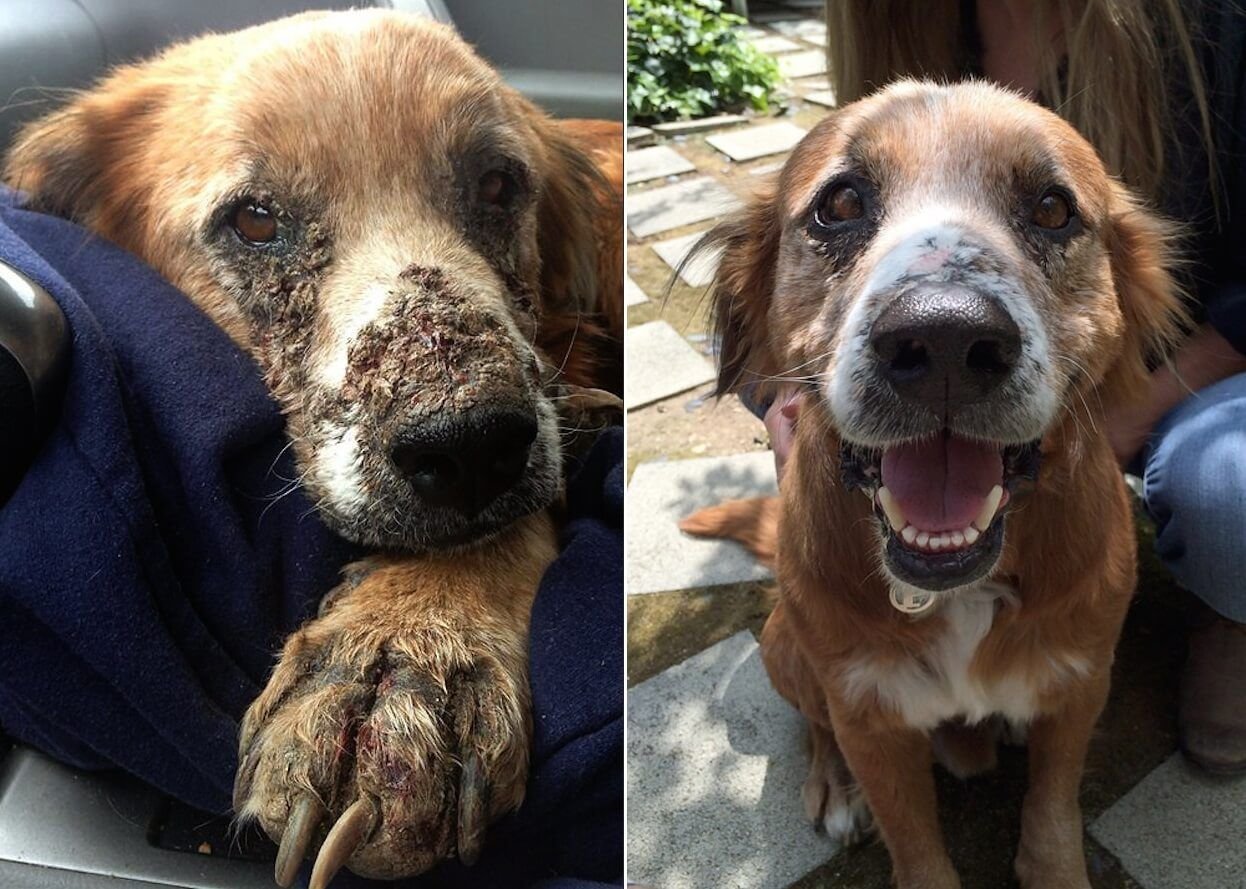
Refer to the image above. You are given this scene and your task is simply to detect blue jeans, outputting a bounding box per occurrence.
[1140,372,1246,622]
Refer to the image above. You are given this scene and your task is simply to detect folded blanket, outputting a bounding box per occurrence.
[0,188,622,887]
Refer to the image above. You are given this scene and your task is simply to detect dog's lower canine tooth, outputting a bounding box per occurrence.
[901,525,918,544]
[964,526,980,544]
[973,485,1004,531]
[877,486,907,531]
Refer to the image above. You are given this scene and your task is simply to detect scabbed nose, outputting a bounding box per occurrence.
[870,285,1022,408]
[390,408,538,517]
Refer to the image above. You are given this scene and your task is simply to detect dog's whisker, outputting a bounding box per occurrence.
[266,435,305,480]
[541,312,583,386]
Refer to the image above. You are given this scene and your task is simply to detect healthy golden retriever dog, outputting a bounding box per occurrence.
[682,81,1184,889]
[4,11,621,887]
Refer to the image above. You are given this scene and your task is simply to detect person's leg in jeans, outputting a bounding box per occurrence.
[1141,371,1246,773]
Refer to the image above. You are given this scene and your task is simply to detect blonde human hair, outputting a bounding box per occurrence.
[824,0,1217,209]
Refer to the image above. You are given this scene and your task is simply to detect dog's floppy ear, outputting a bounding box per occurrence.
[3,70,167,234]
[1100,181,1189,403]
[532,118,623,392]
[694,188,782,398]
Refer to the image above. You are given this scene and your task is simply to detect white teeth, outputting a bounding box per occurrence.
[897,522,984,553]
[876,486,907,531]
[888,486,1002,555]
[974,485,1004,531]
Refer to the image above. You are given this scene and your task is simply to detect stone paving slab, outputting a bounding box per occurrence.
[652,230,721,287]
[628,631,835,889]
[748,34,802,54]
[625,275,650,307]
[652,114,749,137]
[792,76,831,93]
[735,25,769,40]
[627,125,655,147]
[1091,753,1246,889]
[625,320,717,411]
[771,19,828,42]
[804,89,836,107]
[628,145,696,185]
[626,451,777,595]
[707,121,807,162]
[627,176,741,238]
[778,50,828,79]
[750,160,786,177]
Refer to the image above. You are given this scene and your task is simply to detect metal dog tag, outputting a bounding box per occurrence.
[890,586,936,614]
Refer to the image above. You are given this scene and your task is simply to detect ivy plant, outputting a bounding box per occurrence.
[628,0,783,123]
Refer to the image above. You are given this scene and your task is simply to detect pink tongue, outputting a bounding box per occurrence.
[881,435,1003,532]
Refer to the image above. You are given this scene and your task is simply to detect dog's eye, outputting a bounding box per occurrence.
[815,183,865,226]
[479,170,520,209]
[1032,190,1073,230]
[231,202,278,245]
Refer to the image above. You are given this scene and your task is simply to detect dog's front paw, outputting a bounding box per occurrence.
[234,562,531,887]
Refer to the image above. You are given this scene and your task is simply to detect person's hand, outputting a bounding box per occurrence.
[1103,402,1158,468]
[764,386,803,481]
[1103,323,1246,468]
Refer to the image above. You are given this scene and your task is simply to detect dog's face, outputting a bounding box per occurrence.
[707,81,1181,593]
[5,11,608,550]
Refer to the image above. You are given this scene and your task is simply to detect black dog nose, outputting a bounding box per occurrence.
[390,408,538,517]
[870,285,1022,408]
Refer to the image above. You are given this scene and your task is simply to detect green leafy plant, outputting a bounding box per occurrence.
[628,0,783,123]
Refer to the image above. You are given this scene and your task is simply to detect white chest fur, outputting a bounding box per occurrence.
[838,583,1076,730]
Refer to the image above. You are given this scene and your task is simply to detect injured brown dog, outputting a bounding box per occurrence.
[4,10,621,885]
[682,81,1184,889]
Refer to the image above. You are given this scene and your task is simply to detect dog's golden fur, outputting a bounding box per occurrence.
[5,10,621,883]
[684,82,1184,889]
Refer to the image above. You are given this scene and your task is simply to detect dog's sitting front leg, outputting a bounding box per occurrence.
[234,513,558,887]
[831,718,961,889]
[1014,673,1110,889]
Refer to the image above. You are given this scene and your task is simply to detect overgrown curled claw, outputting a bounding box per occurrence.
[233,562,532,886]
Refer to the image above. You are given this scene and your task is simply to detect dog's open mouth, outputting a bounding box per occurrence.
[842,432,1041,592]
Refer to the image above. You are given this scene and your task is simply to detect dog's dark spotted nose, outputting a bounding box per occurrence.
[870,285,1022,408]
[390,408,537,516]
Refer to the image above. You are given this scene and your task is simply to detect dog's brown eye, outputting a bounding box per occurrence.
[231,202,278,244]
[479,170,518,208]
[817,184,864,225]
[1032,190,1072,230]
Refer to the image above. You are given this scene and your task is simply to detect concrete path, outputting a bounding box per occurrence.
[626,452,777,595]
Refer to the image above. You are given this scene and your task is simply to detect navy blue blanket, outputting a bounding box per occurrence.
[0,190,622,887]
